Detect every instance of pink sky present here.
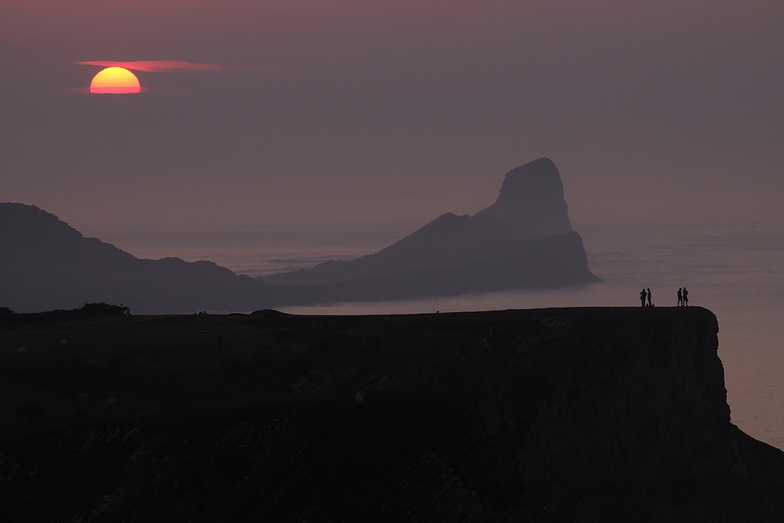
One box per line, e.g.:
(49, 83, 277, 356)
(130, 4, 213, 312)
(76, 61, 274, 73)
(2, 1, 784, 233)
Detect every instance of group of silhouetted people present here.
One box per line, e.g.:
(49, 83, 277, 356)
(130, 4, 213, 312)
(639, 287, 689, 307)
(677, 287, 689, 307)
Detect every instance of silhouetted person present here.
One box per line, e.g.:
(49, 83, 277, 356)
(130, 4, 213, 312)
(640, 288, 647, 307)
(647, 288, 652, 307)
(677, 288, 683, 306)
(683, 287, 689, 306)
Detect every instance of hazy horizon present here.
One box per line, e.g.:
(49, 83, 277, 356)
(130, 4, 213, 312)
(2, 1, 783, 235)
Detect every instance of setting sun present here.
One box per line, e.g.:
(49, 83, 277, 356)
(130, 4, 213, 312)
(90, 67, 141, 94)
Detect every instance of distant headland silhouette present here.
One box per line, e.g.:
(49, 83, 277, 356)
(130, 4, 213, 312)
(1, 158, 599, 314)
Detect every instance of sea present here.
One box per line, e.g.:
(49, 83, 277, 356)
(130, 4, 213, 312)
(96, 220, 784, 450)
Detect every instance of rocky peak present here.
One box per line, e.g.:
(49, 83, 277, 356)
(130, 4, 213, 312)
(475, 157, 573, 239)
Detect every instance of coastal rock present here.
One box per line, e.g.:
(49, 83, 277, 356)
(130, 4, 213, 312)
(474, 157, 573, 239)
(1, 158, 596, 313)
(263, 158, 597, 290)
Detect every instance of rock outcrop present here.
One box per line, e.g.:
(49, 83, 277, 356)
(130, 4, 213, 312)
(2, 307, 784, 521)
(474, 157, 573, 239)
(263, 158, 597, 290)
(1, 159, 597, 313)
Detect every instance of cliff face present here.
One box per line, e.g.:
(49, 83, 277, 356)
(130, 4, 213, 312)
(474, 157, 573, 239)
(2, 307, 783, 522)
(461, 308, 733, 499)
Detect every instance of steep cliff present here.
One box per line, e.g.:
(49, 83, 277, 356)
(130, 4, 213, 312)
(474, 157, 573, 239)
(1, 307, 783, 522)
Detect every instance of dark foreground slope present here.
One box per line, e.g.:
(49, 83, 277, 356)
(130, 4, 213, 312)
(1, 307, 783, 522)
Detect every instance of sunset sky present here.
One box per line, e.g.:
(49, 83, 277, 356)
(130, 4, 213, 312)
(2, 0, 783, 236)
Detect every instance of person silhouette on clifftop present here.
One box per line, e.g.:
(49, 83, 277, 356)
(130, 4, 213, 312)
(647, 288, 652, 307)
(683, 287, 689, 306)
(640, 288, 647, 307)
(677, 288, 683, 307)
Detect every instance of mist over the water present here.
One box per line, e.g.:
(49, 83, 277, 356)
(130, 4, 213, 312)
(100, 219, 784, 450)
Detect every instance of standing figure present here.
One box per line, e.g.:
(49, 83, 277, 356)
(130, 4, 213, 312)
(640, 288, 647, 307)
(647, 288, 652, 307)
(677, 288, 683, 307)
(683, 287, 689, 306)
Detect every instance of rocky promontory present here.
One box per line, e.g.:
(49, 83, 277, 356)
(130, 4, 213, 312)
(262, 158, 598, 292)
(1, 158, 598, 314)
(1, 306, 783, 521)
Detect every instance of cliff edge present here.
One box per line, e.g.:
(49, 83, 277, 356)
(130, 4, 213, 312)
(1, 307, 783, 522)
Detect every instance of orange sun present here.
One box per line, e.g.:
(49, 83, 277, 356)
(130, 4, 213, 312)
(90, 67, 141, 94)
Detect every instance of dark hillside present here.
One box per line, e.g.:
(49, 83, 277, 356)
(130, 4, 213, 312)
(1, 307, 783, 521)
(0, 203, 273, 314)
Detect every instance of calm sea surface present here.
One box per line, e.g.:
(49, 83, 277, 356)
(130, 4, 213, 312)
(99, 220, 784, 449)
